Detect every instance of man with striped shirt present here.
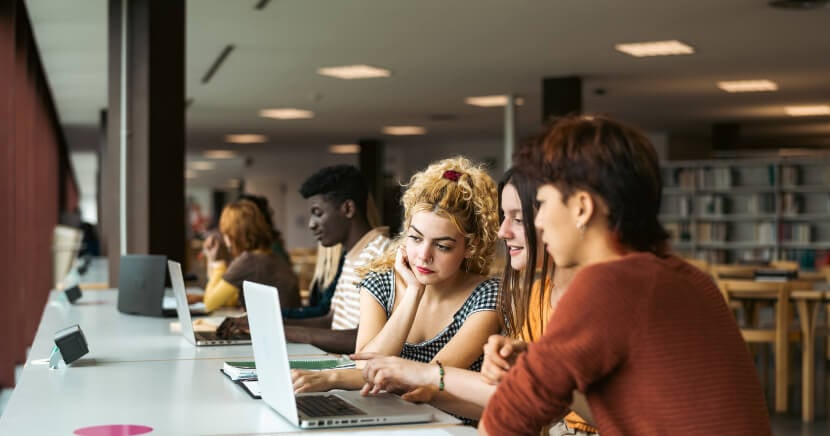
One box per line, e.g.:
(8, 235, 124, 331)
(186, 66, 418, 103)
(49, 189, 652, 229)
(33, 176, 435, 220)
(282, 165, 390, 354)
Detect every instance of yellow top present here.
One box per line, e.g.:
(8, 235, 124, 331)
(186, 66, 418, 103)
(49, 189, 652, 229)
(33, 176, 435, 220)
(521, 280, 598, 434)
(203, 261, 239, 312)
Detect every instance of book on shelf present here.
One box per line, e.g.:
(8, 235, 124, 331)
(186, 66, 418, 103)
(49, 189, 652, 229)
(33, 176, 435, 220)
(781, 165, 800, 187)
(222, 356, 357, 381)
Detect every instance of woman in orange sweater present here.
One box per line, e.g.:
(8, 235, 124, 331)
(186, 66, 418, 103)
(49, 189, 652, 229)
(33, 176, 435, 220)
(480, 115, 769, 435)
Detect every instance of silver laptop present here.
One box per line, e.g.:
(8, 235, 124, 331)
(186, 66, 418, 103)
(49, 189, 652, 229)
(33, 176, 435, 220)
(168, 260, 251, 346)
(243, 280, 435, 429)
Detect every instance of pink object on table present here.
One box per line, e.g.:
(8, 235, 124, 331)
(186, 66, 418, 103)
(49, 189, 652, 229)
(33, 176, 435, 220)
(74, 424, 153, 436)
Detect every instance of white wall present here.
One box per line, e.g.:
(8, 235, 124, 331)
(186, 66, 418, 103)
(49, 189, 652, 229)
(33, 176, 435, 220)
(239, 138, 507, 251)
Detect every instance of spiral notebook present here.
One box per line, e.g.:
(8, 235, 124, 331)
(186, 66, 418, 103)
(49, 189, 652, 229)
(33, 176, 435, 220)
(223, 356, 356, 382)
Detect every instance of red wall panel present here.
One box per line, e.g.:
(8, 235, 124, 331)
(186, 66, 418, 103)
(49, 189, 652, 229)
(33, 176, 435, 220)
(0, 0, 16, 389)
(0, 0, 75, 388)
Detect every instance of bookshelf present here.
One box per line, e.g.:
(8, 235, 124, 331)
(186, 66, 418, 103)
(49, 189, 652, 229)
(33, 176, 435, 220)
(660, 158, 830, 269)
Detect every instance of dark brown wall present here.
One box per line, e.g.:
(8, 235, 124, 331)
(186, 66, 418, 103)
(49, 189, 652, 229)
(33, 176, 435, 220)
(0, 0, 78, 388)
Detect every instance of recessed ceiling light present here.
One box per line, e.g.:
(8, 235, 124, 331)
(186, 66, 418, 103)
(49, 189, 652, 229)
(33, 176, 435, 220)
(317, 64, 391, 80)
(785, 105, 830, 116)
(185, 170, 197, 179)
(189, 161, 216, 171)
(259, 108, 314, 120)
(328, 144, 361, 154)
(717, 80, 779, 93)
(224, 134, 267, 144)
(203, 150, 238, 159)
(614, 40, 695, 57)
(465, 95, 525, 107)
(382, 126, 426, 136)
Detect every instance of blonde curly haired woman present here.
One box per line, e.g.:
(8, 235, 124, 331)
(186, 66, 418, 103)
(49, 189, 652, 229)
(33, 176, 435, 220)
(291, 157, 501, 412)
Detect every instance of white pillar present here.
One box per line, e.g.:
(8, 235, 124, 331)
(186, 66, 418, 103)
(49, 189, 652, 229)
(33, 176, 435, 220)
(504, 94, 517, 172)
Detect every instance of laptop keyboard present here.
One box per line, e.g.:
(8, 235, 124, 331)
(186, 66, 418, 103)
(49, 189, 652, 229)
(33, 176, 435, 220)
(195, 331, 217, 341)
(296, 395, 367, 417)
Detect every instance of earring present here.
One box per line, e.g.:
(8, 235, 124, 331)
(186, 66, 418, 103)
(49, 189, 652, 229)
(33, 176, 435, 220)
(577, 222, 586, 236)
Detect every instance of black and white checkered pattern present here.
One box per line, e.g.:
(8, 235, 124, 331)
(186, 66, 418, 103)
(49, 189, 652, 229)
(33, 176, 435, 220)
(361, 269, 500, 371)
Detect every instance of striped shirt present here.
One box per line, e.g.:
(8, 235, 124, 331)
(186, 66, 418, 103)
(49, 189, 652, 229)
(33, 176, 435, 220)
(330, 227, 390, 330)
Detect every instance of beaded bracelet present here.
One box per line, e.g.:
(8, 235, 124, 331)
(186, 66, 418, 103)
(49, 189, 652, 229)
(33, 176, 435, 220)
(436, 360, 445, 391)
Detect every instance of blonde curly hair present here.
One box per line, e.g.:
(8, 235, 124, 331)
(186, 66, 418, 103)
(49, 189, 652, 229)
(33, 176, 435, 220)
(363, 156, 499, 276)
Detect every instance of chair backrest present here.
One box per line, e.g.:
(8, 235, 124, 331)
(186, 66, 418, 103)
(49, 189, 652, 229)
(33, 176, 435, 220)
(52, 225, 83, 288)
(718, 280, 794, 340)
(770, 260, 799, 270)
(710, 264, 757, 280)
(719, 279, 789, 299)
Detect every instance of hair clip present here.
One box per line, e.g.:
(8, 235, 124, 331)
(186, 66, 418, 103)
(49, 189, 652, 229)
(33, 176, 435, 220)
(442, 170, 462, 182)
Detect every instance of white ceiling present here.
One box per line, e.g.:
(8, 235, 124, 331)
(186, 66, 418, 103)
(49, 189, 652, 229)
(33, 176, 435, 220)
(26, 0, 830, 153)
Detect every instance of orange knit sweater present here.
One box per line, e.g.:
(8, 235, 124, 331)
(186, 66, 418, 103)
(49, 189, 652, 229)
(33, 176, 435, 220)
(521, 281, 597, 434)
(483, 253, 770, 435)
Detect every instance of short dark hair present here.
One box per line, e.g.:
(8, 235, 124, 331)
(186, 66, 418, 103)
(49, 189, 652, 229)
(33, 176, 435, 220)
(299, 165, 369, 220)
(516, 114, 668, 254)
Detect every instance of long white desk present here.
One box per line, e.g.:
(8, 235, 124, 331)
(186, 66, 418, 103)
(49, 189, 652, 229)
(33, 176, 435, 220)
(27, 290, 323, 363)
(0, 289, 467, 434)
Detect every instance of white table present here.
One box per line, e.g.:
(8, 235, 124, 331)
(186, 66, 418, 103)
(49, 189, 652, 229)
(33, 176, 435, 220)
(0, 289, 466, 434)
(26, 290, 324, 364)
(1, 359, 462, 435)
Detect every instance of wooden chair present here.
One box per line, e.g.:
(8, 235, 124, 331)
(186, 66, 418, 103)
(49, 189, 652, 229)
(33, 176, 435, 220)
(709, 264, 758, 280)
(770, 260, 799, 270)
(718, 279, 808, 413)
(790, 289, 829, 422)
(52, 225, 83, 289)
(289, 247, 318, 306)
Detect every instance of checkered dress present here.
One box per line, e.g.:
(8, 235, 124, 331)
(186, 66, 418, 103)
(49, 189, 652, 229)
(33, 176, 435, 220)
(361, 270, 500, 371)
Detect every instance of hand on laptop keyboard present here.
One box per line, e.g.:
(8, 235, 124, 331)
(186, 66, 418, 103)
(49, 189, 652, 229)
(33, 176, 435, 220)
(216, 315, 250, 339)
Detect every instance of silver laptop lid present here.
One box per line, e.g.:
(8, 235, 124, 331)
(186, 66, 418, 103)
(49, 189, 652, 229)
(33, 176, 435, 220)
(243, 281, 300, 425)
(167, 260, 197, 345)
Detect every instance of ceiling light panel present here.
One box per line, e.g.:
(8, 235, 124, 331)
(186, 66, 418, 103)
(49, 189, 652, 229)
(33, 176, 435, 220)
(203, 150, 237, 159)
(259, 108, 314, 120)
(382, 126, 426, 136)
(717, 80, 779, 93)
(614, 40, 695, 57)
(224, 134, 267, 144)
(328, 144, 361, 154)
(785, 105, 830, 116)
(189, 161, 216, 171)
(317, 64, 391, 80)
(465, 95, 525, 107)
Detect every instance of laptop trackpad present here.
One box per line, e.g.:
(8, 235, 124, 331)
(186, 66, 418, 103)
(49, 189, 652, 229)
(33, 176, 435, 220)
(335, 391, 434, 415)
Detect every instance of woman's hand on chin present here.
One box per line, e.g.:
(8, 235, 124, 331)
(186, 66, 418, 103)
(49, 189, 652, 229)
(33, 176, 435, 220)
(394, 247, 425, 297)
